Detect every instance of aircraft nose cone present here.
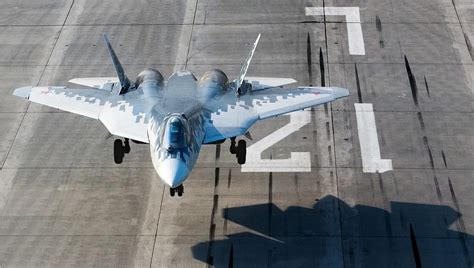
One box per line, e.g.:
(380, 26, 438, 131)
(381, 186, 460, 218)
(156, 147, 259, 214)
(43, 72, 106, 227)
(156, 159, 190, 188)
(332, 87, 350, 99)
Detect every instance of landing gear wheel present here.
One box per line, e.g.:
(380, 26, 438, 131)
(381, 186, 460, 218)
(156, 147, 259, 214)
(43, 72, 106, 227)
(230, 137, 237, 154)
(236, 140, 247, 164)
(114, 139, 124, 164)
(170, 185, 184, 197)
(177, 185, 184, 196)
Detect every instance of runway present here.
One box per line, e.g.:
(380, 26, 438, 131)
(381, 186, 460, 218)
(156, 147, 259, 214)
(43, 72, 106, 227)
(0, 0, 472, 267)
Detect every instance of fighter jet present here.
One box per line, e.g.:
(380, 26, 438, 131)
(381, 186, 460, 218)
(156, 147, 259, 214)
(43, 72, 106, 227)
(13, 33, 349, 197)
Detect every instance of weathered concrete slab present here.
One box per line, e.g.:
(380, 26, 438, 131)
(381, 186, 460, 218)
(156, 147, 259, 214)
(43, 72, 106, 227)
(48, 25, 192, 66)
(0, 0, 73, 26)
(65, 0, 197, 25)
(187, 24, 327, 65)
(0, 66, 43, 113)
(0, 168, 162, 235)
(0, 114, 23, 167)
(0, 26, 59, 66)
(194, 0, 324, 24)
(0, 235, 154, 267)
(333, 111, 473, 169)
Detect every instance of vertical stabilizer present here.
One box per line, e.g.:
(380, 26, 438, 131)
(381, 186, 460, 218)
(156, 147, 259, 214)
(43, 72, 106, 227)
(235, 33, 261, 95)
(103, 33, 130, 94)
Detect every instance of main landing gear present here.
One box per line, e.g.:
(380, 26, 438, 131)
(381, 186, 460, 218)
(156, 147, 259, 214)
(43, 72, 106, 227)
(114, 138, 130, 164)
(170, 184, 184, 197)
(230, 137, 247, 164)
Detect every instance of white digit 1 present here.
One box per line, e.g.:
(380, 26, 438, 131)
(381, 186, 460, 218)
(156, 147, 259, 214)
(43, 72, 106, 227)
(241, 110, 312, 172)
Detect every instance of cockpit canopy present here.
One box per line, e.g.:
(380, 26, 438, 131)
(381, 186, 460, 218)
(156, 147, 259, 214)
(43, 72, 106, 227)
(159, 114, 190, 151)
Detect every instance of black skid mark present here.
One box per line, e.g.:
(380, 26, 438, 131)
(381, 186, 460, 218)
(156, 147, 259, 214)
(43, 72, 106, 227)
(441, 150, 447, 168)
(306, 33, 313, 86)
(410, 224, 422, 268)
(422, 136, 434, 169)
(404, 56, 419, 106)
(319, 47, 325, 87)
(354, 63, 363, 103)
(424, 76, 430, 98)
(417, 112, 425, 131)
(375, 15, 385, 48)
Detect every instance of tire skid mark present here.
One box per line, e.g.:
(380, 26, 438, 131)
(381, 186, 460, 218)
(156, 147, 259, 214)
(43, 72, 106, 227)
(226, 169, 232, 189)
(375, 15, 384, 48)
(404, 56, 419, 106)
(433, 175, 443, 203)
(206, 167, 220, 267)
(409, 224, 422, 268)
(354, 63, 363, 103)
(417, 112, 425, 131)
(306, 32, 313, 86)
(422, 136, 434, 169)
(319, 47, 325, 87)
(441, 150, 447, 168)
(423, 76, 431, 98)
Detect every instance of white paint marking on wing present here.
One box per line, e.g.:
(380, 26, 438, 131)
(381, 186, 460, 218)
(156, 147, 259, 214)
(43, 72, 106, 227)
(354, 103, 392, 173)
(305, 7, 365, 55)
(241, 110, 312, 172)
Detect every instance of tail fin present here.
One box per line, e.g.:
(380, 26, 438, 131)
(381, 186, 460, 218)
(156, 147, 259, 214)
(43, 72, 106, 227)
(235, 33, 261, 95)
(103, 33, 130, 94)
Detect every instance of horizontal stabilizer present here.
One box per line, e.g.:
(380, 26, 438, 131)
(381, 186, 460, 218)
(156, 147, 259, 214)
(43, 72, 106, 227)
(69, 77, 118, 90)
(246, 77, 297, 90)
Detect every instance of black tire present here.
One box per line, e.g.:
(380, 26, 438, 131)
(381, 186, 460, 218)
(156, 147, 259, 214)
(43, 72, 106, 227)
(114, 139, 124, 164)
(170, 188, 175, 197)
(236, 140, 247, 164)
(177, 185, 184, 196)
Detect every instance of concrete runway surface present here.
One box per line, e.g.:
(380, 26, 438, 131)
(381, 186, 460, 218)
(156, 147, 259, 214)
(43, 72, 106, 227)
(0, 0, 472, 267)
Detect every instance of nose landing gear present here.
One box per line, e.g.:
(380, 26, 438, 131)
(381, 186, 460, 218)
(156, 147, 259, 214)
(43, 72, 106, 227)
(170, 184, 184, 197)
(114, 138, 130, 164)
(230, 137, 247, 164)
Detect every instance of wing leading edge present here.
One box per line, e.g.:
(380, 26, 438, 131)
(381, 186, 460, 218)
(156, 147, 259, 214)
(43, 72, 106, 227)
(203, 86, 349, 143)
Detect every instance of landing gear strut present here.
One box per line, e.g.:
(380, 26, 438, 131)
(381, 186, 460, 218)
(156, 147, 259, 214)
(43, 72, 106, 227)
(114, 138, 130, 164)
(229, 137, 247, 164)
(170, 184, 184, 197)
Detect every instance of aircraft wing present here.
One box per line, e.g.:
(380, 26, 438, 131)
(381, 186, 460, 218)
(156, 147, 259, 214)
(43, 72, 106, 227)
(246, 77, 297, 91)
(13, 86, 151, 143)
(14, 86, 108, 119)
(68, 77, 118, 90)
(203, 86, 349, 143)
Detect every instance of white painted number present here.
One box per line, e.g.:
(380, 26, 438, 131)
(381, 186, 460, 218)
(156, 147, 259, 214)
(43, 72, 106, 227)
(354, 103, 392, 173)
(241, 111, 312, 172)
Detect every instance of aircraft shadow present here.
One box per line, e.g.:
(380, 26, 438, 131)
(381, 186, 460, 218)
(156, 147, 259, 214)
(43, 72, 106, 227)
(191, 195, 473, 267)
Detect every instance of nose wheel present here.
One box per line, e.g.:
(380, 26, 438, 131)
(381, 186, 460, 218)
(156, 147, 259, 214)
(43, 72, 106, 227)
(114, 138, 130, 164)
(230, 137, 247, 164)
(170, 184, 184, 197)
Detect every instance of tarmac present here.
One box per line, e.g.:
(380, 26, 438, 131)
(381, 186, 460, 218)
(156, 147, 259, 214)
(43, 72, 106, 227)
(0, 0, 472, 267)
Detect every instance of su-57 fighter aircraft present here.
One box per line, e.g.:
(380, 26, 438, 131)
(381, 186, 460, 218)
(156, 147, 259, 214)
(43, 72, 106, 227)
(13, 33, 349, 197)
